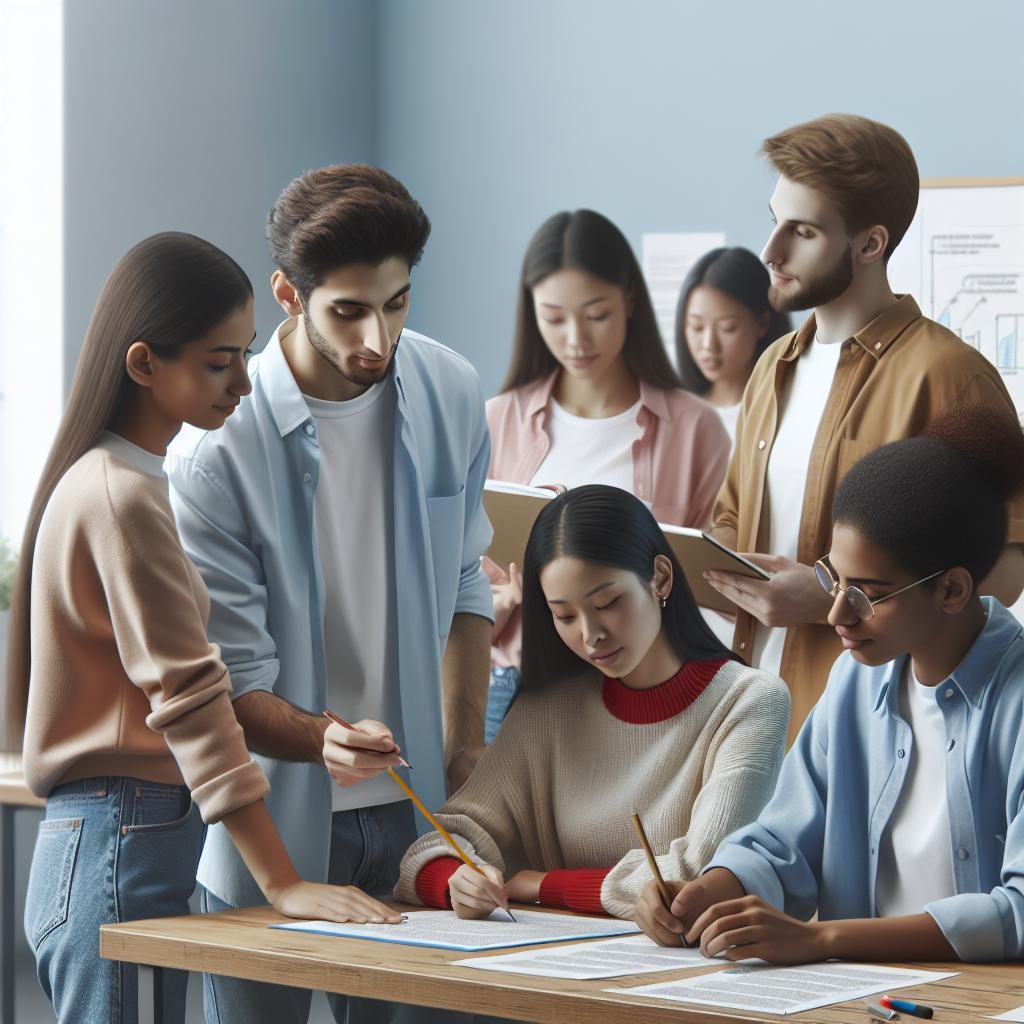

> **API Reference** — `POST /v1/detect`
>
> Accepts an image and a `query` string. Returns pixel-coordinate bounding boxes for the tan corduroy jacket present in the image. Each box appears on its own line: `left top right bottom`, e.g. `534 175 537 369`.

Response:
713 295 1024 741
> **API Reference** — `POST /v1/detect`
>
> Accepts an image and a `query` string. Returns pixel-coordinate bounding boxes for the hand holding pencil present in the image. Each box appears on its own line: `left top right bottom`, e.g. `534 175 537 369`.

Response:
322 713 409 788
323 710 516 923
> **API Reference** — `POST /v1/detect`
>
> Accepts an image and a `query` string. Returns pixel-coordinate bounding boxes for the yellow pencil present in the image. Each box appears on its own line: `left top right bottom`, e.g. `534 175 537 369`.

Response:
323 710 516 922
632 812 688 946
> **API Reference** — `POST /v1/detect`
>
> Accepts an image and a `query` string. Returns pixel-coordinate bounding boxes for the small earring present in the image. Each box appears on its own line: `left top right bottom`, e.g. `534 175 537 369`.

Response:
660 597 667 608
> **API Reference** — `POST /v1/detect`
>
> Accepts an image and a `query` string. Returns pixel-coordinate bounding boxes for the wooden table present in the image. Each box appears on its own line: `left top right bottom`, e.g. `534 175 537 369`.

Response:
0 765 45 1024
101 906 1024 1024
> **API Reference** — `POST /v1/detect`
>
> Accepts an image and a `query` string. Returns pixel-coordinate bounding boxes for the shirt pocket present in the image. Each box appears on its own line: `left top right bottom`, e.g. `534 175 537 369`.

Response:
426 486 466 638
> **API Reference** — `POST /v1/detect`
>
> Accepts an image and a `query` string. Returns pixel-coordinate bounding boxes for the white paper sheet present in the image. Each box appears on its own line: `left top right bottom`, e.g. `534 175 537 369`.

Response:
641 232 726 364
453 934 716 979
613 962 958 1015
988 1009 1024 1022
272 908 640 952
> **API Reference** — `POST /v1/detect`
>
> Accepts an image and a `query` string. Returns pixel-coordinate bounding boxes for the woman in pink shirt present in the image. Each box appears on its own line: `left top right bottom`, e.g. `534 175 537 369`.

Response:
484 209 731 739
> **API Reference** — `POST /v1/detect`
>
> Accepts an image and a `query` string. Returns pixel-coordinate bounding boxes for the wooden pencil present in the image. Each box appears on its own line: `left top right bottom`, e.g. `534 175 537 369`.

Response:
632 812 688 946
322 710 516 922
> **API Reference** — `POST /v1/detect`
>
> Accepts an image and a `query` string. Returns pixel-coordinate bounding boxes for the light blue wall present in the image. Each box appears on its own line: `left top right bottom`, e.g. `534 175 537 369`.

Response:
63 0 377 382
375 0 1024 397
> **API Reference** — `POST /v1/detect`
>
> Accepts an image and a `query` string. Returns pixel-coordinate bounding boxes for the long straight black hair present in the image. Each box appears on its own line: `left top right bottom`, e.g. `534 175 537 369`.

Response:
519 485 738 691
500 209 682 393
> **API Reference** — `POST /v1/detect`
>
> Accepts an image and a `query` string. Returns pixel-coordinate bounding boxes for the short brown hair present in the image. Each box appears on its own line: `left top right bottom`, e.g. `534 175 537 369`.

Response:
762 114 919 259
267 164 431 299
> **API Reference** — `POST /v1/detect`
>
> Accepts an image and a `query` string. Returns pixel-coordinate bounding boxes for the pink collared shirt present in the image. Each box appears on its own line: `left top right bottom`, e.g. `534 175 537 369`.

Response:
486 372 731 666
486 372 730 526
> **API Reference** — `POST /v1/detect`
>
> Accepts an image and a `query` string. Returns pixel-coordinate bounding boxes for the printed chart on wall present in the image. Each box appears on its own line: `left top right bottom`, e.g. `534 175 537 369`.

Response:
888 179 1024 418
642 232 726 366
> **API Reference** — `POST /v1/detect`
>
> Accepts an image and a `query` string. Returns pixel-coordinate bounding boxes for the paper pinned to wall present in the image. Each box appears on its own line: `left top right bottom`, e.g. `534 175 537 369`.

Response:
888 181 1024 418
642 232 726 366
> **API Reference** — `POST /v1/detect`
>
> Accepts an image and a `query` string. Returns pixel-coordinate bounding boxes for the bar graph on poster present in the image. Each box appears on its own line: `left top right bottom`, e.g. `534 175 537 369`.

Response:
888 179 1024 418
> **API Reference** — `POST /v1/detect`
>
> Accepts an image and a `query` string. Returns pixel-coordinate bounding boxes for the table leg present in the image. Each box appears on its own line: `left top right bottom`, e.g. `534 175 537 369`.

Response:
137 965 164 1024
1 804 15 1024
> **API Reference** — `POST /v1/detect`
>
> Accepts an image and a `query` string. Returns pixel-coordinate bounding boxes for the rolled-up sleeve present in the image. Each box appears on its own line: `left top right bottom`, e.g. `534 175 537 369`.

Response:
166 452 280 698
95 468 268 823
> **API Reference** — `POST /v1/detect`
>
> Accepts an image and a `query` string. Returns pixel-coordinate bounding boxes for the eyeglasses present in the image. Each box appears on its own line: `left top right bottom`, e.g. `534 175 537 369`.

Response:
814 558 945 620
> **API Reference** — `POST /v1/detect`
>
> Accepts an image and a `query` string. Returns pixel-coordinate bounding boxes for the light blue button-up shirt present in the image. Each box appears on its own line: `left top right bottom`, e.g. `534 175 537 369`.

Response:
166 322 493 908
707 598 1024 962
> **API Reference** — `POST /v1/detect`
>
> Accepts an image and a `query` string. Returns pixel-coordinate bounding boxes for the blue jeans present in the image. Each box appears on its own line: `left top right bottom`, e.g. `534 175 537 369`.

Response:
25 776 205 1024
485 666 520 743
202 800 428 1024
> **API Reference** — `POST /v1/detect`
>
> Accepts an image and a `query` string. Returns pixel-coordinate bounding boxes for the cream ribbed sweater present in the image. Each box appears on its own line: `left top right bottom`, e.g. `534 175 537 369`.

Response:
396 659 790 918
22 436 269 823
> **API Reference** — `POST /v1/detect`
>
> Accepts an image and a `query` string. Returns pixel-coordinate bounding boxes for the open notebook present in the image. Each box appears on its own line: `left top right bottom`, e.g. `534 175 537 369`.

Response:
483 480 768 615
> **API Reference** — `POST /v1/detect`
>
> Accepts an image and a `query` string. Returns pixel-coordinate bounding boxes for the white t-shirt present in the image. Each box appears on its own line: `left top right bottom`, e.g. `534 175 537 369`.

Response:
307 382 405 812
715 401 742 450
875 662 956 917
529 399 644 495
753 338 844 676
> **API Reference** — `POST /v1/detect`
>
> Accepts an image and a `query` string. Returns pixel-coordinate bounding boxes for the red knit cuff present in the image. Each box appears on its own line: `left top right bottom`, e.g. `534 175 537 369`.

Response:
538 869 611 914
414 857 462 909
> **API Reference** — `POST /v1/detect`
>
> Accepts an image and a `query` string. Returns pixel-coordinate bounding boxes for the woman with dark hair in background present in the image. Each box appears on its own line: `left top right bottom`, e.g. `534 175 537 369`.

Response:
397 485 789 921
483 210 732 740
636 406 1024 965
7 233 399 1023
676 246 791 446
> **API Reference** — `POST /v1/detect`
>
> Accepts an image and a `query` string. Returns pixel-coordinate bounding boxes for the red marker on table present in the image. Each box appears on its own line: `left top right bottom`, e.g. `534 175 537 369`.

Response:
880 996 934 1019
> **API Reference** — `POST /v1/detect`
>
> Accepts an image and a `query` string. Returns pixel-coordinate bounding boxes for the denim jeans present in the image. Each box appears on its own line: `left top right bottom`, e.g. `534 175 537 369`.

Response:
202 799 430 1024
24 776 205 1024
484 666 520 744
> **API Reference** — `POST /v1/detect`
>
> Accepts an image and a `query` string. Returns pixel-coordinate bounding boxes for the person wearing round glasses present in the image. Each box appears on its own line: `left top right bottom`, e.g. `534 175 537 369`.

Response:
635 404 1024 966
813 559 945 624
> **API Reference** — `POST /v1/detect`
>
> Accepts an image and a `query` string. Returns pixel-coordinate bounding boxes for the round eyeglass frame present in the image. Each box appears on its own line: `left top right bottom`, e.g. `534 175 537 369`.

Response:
814 559 946 619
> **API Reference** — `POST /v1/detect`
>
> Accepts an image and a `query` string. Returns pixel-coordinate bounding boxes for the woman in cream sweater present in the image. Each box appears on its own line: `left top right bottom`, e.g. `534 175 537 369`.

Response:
397 485 790 919
6 234 400 1023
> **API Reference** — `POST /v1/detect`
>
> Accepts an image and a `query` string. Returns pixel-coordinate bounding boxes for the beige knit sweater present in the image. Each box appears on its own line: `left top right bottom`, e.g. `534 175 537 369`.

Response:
396 659 790 918
22 435 268 823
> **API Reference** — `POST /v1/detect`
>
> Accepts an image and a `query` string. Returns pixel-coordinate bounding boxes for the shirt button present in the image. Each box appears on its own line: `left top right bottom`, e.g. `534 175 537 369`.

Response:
758 440 766 450
304 424 315 436
897 748 905 759
303 473 312 483
945 687 955 699
874 342 881 351
957 848 970 861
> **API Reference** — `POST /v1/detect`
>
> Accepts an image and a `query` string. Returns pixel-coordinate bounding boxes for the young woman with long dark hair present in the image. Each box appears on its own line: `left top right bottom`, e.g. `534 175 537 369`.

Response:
484 211 732 741
6 233 400 1023
397 485 789 920
675 246 791 446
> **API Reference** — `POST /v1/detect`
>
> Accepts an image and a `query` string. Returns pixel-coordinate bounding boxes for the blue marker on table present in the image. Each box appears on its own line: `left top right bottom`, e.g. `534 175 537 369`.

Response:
880 996 934 1019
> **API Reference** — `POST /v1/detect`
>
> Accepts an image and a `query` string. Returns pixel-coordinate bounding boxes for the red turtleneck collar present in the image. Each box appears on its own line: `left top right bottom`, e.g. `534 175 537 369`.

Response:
601 658 727 724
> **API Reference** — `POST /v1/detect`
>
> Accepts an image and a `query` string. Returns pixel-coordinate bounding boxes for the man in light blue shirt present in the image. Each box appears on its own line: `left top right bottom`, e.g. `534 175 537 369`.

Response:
167 164 493 1024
